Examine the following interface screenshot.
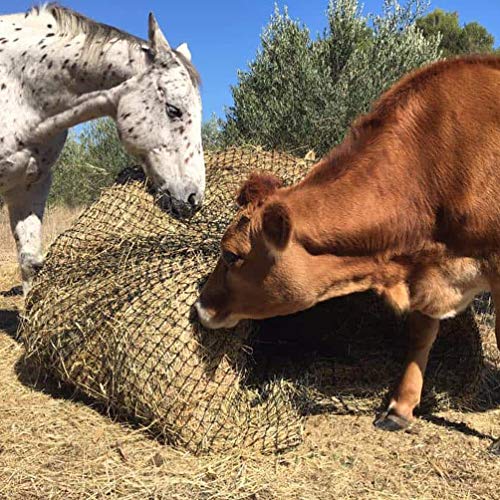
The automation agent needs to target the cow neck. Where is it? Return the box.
[282,140,433,260]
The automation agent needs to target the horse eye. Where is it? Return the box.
[166,103,182,119]
[222,250,241,266]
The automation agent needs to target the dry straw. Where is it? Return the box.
[20,146,499,455]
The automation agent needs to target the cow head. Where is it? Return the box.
[195,172,381,329]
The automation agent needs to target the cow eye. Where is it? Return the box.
[222,250,241,266]
[166,103,182,119]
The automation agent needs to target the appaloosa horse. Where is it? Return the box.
[0,4,205,291]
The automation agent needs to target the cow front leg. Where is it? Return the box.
[375,311,439,431]
[5,173,52,294]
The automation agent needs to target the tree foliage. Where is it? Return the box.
[222,0,441,157]
[49,119,134,206]
[416,9,496,57]
[201,114,224,150]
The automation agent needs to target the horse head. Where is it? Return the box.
[115,13,205,218]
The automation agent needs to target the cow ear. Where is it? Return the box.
[237,172,282,207]
[262,201,292,251]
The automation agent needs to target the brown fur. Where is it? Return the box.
[197,56,500,433]
[237,172,282,207]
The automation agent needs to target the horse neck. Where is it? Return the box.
[52,37,148,107]
[2,12,148,119]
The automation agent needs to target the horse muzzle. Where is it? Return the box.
[157,188,203,219]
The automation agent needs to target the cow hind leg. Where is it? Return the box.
[375,311,439,431]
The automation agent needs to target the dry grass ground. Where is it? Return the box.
[0,214,499,499]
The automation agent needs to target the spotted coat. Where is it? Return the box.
[0,5,205,291]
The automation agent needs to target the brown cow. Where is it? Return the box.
[196,55,500,447]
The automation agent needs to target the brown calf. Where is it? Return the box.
[196,56,500,445]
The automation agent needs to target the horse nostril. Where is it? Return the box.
[188,193,197,207]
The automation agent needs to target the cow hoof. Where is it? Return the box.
[374,409,412,432]
[489,439,500,456]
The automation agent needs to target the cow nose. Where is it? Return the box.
[195,300,214,328]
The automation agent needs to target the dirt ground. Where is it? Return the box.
[0,262,499,499]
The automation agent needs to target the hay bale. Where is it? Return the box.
[21,147,313,454]
[20,146,498,454]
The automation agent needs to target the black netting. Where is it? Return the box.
[20,146,499,454]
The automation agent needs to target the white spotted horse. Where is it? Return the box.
[0,4,205,292]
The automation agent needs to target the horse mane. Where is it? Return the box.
[28,3,143,46]
[27,3,201,87]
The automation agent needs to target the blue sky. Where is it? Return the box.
[1,1,498,122]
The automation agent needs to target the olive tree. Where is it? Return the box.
[49,119,134,206]
[222,0,441,156]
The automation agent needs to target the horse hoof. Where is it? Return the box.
[374,409,412,432]
[489,439,500,456]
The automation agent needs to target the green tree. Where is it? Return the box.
[222,0,441,157]
[202,114,224,150]
[49,119,134,206]
[416,9,496,57]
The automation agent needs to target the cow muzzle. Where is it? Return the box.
[194,300,240,330]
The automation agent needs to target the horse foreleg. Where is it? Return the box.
[375,311,440,431]
[5,173,52,294]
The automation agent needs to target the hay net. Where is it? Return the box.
[20,146,499,455]
[21,147,313,455]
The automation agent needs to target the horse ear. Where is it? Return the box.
[237,172,282,207]
[262,201,292,251]
[176,42,192,62]
[148,12,172,54]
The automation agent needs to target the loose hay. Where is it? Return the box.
[20,146,499,455]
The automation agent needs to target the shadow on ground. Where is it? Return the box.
[0,309,19,339]
[15,354,107,413]
[251,291,500,416]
